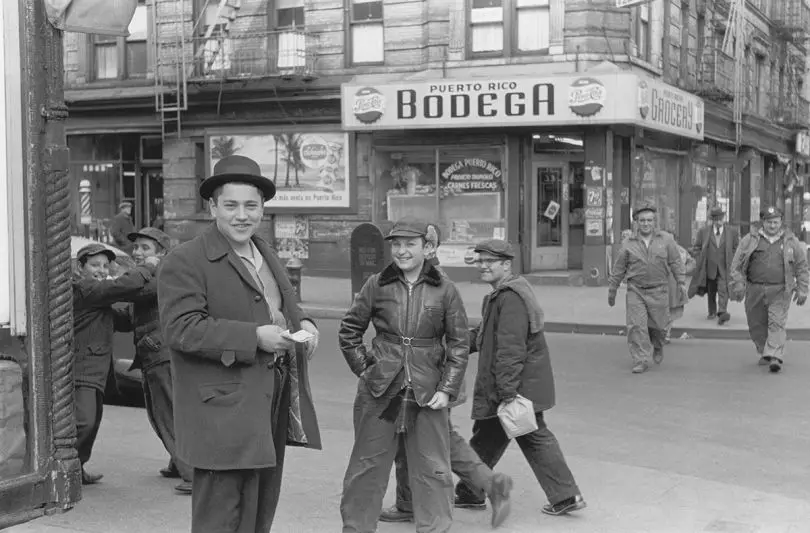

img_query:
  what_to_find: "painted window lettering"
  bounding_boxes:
[397,83,555,120]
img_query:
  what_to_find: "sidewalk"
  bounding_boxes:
[300,276,810,340]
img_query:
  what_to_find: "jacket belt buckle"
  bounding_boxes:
[401,337,413,346]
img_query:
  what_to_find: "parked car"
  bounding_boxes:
[70,236,144,407]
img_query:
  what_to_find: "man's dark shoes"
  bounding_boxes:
[81,468,103,485]
[653,346,664,365]
[769,358,783,373]
[488,473,513,528]
[174,481,192,495]
[379,505,413,523]
[707,313,717,320]
[717,312,731,326]
[160,463,180,479]
[542,494,587,516]
[455,496,487,510]
[758,354,771,366]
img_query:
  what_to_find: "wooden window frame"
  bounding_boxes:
[631,3,651,63]
[87,0,150,82]
[270,0,306,30]
[345,0,385,66]
[466,0,551,59]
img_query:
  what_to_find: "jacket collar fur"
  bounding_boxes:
[378,261,443,287]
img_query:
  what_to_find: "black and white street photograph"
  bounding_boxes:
[2,0,810,532]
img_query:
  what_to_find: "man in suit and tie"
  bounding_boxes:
[689,206,740,325]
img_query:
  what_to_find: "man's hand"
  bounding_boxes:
[794,291,807,306]
[427,391,450,410]
[608,292,616,307]
[300,319,319,360]
[256,325,295,353]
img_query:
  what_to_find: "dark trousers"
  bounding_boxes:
[706,273,728,316]
[393,413,493,512]
[341,382,453,533]
[74,386,104,465]
[456,412,579,506]
[190,367,290,533]
[143,362,193,482]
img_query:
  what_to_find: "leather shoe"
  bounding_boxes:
[632,362,649,374]
[174,481,193,495]
[379,505,413,523]
[81,468,103,485]
[160,463,180,479]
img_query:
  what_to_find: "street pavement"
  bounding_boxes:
[297,276,810,340]
[8,321,810,533]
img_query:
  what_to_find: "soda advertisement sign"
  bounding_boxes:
[342,73,704,140]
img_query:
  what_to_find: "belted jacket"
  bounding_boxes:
[339,262,470,406]
[729,227,809,301]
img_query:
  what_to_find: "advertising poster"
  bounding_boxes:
[209,132,350,209]
[275,214,309,259]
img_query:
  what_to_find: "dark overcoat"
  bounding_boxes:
[688,225,740,299]
[157,224,321,471]
[469,279,555,420]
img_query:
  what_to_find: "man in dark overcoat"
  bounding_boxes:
[689,206,740,325]
[157,155,321,533]
[109,201,135,254]
[456,239,587,518]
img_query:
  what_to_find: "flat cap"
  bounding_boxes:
[77,243,116,263]
[128,227,171,251]
[633,202,657,218]
[760,206,783,220]
[118,201,132,209]
[385,217,429,240]
[709,206,725,218]
[474,239,515,259]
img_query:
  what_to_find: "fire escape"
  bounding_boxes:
[769,0,810,130]
[153,0,319,139]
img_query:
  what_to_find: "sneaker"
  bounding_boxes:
[174,481,192,495]
[488,473,513,528]
[542,495,587,516]
[379,505,413,523]
[632,362,649,374]
[455,496,487,510]
[653,346,664,365]
[769,358,783,373]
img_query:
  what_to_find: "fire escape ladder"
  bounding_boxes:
[721,0,746,149]
[154,0,189,140]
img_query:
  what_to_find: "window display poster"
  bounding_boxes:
[586,218,603,237]
[695,198,707,222]
[544,201,561,220]
[440,158,502,194]
[750,197,760,222]
[209,132,350,209]
[275,214,309,259]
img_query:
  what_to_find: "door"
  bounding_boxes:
[141,167,164,229]
[531,164,568,270]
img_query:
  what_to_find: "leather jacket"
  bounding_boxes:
[339,261,469,406]
[127,262,169,372]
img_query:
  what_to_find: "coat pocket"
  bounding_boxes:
[198,382,244,407]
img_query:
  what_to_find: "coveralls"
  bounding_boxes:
[339,261,469,533]
[609,231,685,365]
[729,228,809,361]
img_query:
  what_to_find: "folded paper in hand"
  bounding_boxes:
[496,395,538,439]
[282,329,315,343]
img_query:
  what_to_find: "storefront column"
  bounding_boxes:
[583,128,610,286]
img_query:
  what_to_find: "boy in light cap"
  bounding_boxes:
[339,217,470,533]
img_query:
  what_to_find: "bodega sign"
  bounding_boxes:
[341,73,704,140]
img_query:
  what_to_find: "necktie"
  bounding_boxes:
[716,228,721,237]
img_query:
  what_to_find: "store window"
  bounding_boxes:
[633,147,681,235]
[690,163,735,243]
[374,146,505,266]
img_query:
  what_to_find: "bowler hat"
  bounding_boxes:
[77,243,116,263]
[386,217,430,240]
[760,206,783,220]
[633,202,657,219]
[474,239,515,259]
[199,155,276,201]
[709,206,725,219]
[128,227,171,251]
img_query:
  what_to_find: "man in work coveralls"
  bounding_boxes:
[339,217,470,533]
[729,206,809,373]
[608,203,685,374]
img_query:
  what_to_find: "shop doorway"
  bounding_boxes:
[530,163,569,269]
[141,166,164,229]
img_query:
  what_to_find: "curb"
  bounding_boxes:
[301,305,810,342]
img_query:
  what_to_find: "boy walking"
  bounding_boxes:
[339,218,470,533]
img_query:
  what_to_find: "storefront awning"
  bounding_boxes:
[341,71,706,141]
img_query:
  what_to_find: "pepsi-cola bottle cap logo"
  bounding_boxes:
[568,77,607,117]
[353,87,386,124]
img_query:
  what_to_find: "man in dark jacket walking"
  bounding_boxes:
[455,239,586,517]
[109,201,135,254]
[158,155,321,533]
[339,218,470,533]
[72,243,156,484]
[126,227,193,495]
[689,206,739,325]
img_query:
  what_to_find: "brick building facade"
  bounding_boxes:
[62,0,810,281]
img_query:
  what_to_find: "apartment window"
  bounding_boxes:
[632,3,650,62]
[91,1,148,80]
[754,54,765,114]
[276,0,307,69]
[349,0,384,65]
[277,0,305,28]
[469,0,550,56]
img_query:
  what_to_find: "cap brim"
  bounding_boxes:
[385,231,425,240]
[199,173,276,201]
[127,231,150,242]
[79,249,117,262]
[473,248,514,259]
